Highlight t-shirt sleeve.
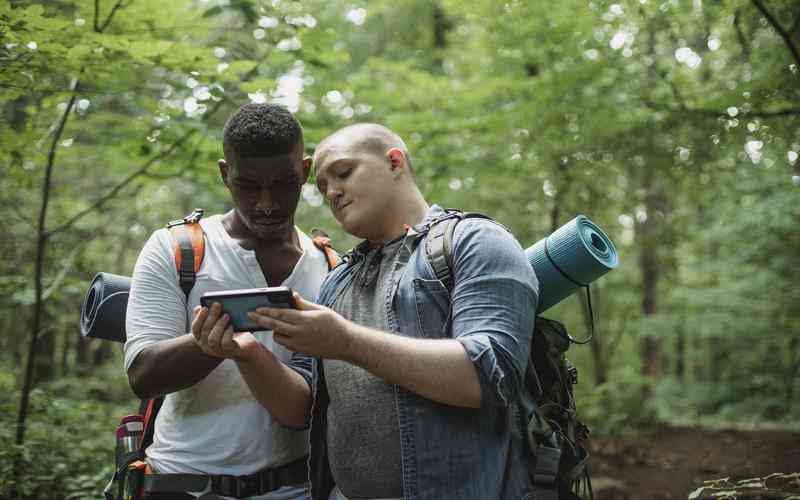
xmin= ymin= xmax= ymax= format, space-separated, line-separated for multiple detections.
xmin=123 ymin=229 xmax=188 ymax=372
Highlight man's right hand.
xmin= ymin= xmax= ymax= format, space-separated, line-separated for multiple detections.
xmin=190 ymin=302 xmax=311 ymax=428
xmin=191 ymin=303 xmax=262 ymax=361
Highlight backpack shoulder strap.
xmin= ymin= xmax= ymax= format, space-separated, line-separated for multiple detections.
xmin=135 ymin=209 xmax=206 ymax=455
xmin=424 ymin=210 xmax=494 ymax=293
xmin=166 ymin=208 xmax=205 ymax=299
xmin=311 ymin=228 xmax=340 ymax=270
xmin=137 ymin=396 xmax=164 ymax=451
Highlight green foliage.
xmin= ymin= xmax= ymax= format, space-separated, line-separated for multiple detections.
xmin=0 ymin=365 xmax=131 ymax=499
xmin=576 ymin=367 xmax=660 ymax=436
xmin=1 ymin=0 xmax=799 ymax=494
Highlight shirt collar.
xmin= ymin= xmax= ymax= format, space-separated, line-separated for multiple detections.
xmin=348 ymin=204 xmax=445 ymax=260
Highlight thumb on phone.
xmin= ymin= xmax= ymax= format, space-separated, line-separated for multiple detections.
xmin=293 ymin=292 xmax=320 ymax=311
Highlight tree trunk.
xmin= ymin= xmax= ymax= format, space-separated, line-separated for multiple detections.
xmin=33 ymin=323 xmax=55 ymax=383
xmin=640 ymin=244 xmax=661 ymax=377
xmin=581 ymin=287 xmax=607 ymax=385
xmin=785 ymin=336 xmax=799 ymax=411
xmin=431 ymin=1 xmax=449 ymax=71
xmin=92 ymin=341 xmax=112 ymax=367
xmin=675 ymin=328 xmax=686 ymax=382
xmin=76 ymin=335 xmax=90 ymax=375
xmin=638 ymin=168 xmax=663 ymax=379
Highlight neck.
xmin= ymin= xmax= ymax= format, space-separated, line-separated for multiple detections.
xmin=223 ymin=210 xmax=299 ymax=251
xmin=367 ymin=188 xmax=429 ymax=245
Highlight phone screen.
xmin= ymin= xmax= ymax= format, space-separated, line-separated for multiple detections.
xmin=200 ymin=287 xmax=296 ymax=332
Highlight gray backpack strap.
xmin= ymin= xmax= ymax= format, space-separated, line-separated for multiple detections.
xmin=424 ymin=211 xmax=494 ymax=293
xmin=425 ymin=215 xmax=461 ymax=292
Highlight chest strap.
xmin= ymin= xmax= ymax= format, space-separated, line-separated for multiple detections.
xmin=141 ymin=455 xmax=307 ymax=498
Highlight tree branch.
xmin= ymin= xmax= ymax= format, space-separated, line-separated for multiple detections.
xmin=42 ymin=244 xmax=83 ymax=300
xmin=751 ymin=0 xmax=800 ymax=70
xmin=642 ymin=98 xmax=800 ymax=118
xmin=142 ymin=136 xmax=206 ymax=179
xmin=45 ymin=127 xmax=199 ymax=239
xmin=45 ymin=54 xmax=266 ymax=237
xmin=97 ymin=0 xmax=127 ymax=33
xmin=733 ymin=9 xmax=751 ymax=60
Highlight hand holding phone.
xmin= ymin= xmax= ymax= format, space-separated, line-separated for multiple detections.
xmin=200 ymin=286 xmax=297 ymax=332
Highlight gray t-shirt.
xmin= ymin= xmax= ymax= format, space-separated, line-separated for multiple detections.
xmin=324 ymin=237 xmax=407 ymax=498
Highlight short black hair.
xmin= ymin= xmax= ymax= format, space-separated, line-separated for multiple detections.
xmin=222 ymin=103 xmax=302 ymax=158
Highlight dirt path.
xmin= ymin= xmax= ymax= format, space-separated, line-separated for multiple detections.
xmin=589 ymin=425 xmax=800 ymax=499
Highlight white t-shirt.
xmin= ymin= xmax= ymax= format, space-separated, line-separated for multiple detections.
xmin=124 ymin=214 xmax=328 ymax=477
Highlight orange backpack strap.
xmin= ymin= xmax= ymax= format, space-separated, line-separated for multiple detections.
xmin=166 ymin=209 xmax=205 ymax=299
xmin=132 ymin=210 xmax=206 ymax=458
xmin=311 ymin=228 xmax=340 ymax=270
xmin=137 ymin=397 xmax=163 ymax=450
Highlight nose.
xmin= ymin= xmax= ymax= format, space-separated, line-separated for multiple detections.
xmin=324 ymin=184 xmax=343 ymax=207
xmin=255 ymin=189 xmax=279 ymax=213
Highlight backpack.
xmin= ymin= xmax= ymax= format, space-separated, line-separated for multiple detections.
xmin=423 ymin=210 xmax=593 ymax=500
xmin=105 ymin=209 xmax=340 ymax=500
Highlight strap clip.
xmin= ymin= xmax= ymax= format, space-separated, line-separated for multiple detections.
xmin=212 ymin=472 xmax=266 ymax=498
xmin=167 ymin=208 xmax=204 ymax=228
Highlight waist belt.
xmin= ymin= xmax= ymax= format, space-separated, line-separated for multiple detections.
xmin=142 ymin=455 xmax=308 ymax=498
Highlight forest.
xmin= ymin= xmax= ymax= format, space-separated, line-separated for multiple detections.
xmin=1 ymin=0 xmax=798 ymax=498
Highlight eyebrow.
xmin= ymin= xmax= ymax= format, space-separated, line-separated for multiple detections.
xmin=318 ymin=157 xmax=354 ymax=176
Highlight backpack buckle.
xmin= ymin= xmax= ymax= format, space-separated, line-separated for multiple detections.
xmin=568 ymin=365 xmax=578 ymax=385
xmin=212 ymin=474 xmax=259 ymax=498
xmin=167 ymin=208 xmax=204 ymax=228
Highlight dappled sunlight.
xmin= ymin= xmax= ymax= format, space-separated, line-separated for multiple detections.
xmin=2 ymin=0 xmax=798 ymax=497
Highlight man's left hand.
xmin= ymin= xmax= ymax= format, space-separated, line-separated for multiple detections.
xmin=248 ymin=292 xmax=353 ymax=359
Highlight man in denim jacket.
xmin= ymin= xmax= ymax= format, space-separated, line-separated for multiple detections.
xmin=209 ymin=123 xmax=539 ymax=500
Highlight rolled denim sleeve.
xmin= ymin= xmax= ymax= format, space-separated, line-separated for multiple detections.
xmin=288 ymin=350 xmax=313 ymax=390
xmin=450 ymin=219 xmax=539 ymax=410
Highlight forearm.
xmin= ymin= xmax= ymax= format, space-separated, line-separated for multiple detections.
xmin=234 ymin=347 xmax=312 ymax=429
xmin=341 ymin=323 xmax=482 ymax=408
xmin=127 ymin=334 xmax=223 ymax=399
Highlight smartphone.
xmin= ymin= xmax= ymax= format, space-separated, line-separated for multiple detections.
xmin=200 ymin=286 xmax=297 ymax=332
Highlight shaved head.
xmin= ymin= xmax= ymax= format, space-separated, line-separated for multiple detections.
xmin=312 ymin=123 xmax=428 ymax=243
xmin=314 ymin=123 xmax=412 ymax=173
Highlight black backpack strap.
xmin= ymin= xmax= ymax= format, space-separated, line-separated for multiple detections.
xmin=166 ymin=208 xmax=205 ymax=300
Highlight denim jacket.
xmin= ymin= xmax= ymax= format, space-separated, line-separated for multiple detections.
xmin=292 ymin=205 xmax=539 ymax=500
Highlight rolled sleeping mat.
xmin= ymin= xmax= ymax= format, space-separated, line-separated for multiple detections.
xmin=80 ymin=272 xmax=131 ymax=343
xmin=525 ymin=215 xmax=619 ymax=313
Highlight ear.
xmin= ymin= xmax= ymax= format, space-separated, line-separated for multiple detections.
xmin=387 ymin=147 xmax=406 ymax=176
xmin=301 ymin=156 xmax=312 ymax=183
xmin=218 ymin=159 xmax=231 ymax=186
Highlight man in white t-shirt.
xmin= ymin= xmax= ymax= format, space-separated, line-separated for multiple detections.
xmin=124 ymin=103 xmax=327 ymax=499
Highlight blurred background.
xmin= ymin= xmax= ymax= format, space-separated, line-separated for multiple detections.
xmin=1 ymin=0 xmax=798 ymax=498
